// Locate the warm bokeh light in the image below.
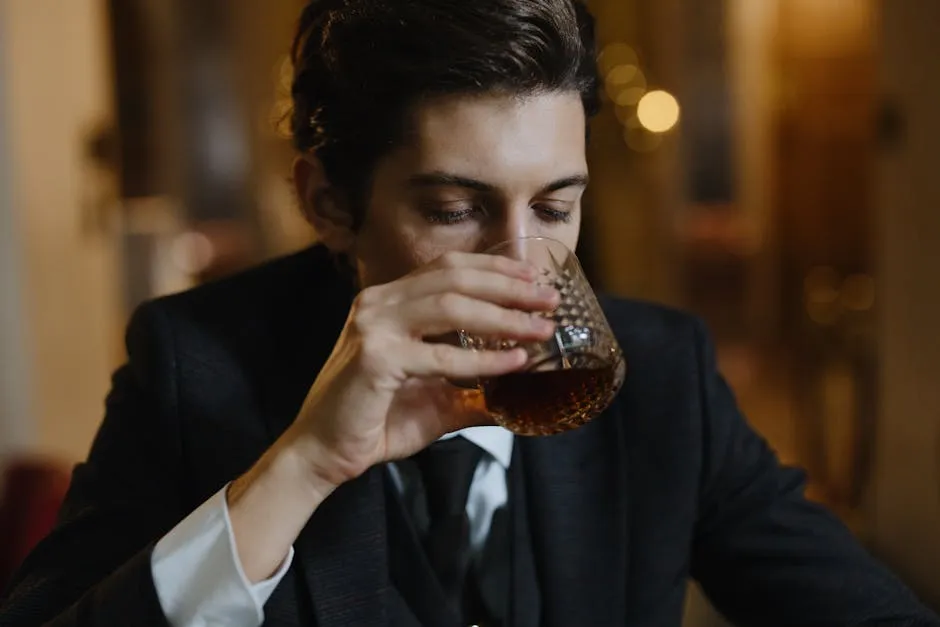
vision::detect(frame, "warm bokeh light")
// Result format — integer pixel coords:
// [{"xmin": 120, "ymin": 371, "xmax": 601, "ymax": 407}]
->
[
  {"xmin": 605, "ymin": 64, "xmax": 646, "ymax": 104},
  {"xmin": 4, "ymin": 1, "xmax": 940, "ymax": 620},
  {"xmin": 636, "ymin": 90, "xmax": 681, "ymax": 133},
  {"xmin": 607, "ymin": 64, "xmax": 639, "ymax": 87},
  {"xmin": 597, "ymin": 42, "xmax": 638, "ymax": 75},
  {"xmin": 615, "ymin": 86, "xmax": 647, "ymax": 107}
]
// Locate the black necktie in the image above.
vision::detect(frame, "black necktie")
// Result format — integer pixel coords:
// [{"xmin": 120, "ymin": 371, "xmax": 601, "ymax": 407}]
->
[{"xmin": 413, "ymin": 437, "xmax": 484, "ymax": 617}]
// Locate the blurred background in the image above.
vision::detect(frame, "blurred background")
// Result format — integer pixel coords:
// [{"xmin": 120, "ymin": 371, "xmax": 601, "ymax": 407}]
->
[{"xmin": 0, "ymin": 0, "xmax": 938, "ymax": 623}]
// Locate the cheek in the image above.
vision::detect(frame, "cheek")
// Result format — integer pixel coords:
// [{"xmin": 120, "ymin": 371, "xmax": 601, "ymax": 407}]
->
[
  {"xmin": 398, "ymin": 229, "xmax": 443, "ymax": 267},
  {"xmin": 354, "ymin": 219, "xmax": 484, "ymax": 286},
  {"xmin": 405, "ymin": 226, "xmax": 486, "ymax": 265},
  {"xmin": 386, "ymin": 203, "xmax": 485, "ymax": 263}
]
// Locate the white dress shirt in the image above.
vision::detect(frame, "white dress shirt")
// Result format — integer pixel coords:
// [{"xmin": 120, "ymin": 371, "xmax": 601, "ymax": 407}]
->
[{"xmin": 151, "ymin": 427, "xmax": 515, "ymax": 627}]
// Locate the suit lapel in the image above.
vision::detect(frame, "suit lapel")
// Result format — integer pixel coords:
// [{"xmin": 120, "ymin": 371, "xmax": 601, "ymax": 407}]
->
[
  {"xmin": 294, "ymin": 465, "xmax": 389, "ymax": 627},
  {"xmin": 521, "ymin": 397, "xmax": 629, "ymax": 626}
]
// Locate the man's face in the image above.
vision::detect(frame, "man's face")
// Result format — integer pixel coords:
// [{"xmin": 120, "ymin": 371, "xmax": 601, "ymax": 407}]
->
[{"xmin": 349, "ymin": 91, "xmax": 588, "ymax": 288}]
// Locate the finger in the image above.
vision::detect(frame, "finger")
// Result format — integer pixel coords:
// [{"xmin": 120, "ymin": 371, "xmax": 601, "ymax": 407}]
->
[
  {"xmin": 362, "ymin": 251, "xmax": 544, "ymax": 307},
  {"xmin": 402, "ymin": 343, "xmax": 528, "ymax": 379},
  {"xmin": 391, "ymin": 268, "xmax": 559, "ymax": 310},
  {"xmin": 432, "ymin": 251, "xmax": 539, "ymax": 280},
  {"xmin": 394, "ymin": 293, "xmax": 557, "ymax": 339}
]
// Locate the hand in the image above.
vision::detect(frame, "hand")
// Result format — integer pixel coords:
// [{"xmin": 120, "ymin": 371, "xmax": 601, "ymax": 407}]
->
[{"xmin": 279, "ymin": 251, "xmax": 559, "ymax": 488}]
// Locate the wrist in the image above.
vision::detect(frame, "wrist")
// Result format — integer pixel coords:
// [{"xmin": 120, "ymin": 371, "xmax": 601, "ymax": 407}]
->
[
  {"xmin": 274, "ymin": 426, "xmax": 369, "ymax": 498},
  {"xmin": 226, "ymin": 438, "xmax": 337, "ymax": 583},
  {"xmin": 267, "ymin": 434, "xmax": 343, "ymax": 503},
  {"xmin": 228, "ymin": 436, "xmax": 340, "ymax": 518}
]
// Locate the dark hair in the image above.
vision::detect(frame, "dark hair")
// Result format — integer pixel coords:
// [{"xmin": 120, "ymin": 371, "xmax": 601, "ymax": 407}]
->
[{"xmin": 289, "ymin": 0, "xmax": 600, "ymax": 226}]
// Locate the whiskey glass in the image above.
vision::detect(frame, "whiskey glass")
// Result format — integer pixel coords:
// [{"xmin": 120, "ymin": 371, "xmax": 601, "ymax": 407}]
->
[{"xmin": 460, "ymin": 237, "xmax": 626, "ymax": 436}]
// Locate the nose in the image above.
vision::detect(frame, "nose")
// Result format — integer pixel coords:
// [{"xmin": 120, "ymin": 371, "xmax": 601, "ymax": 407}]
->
[{"xmin": 480, "ymin": 204, "xmax": 530, "ymax": 253}]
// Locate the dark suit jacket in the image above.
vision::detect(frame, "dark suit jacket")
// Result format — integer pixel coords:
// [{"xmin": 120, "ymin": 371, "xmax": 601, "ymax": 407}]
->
[{"xmin": 1, "ymin": 245, "xmax": 937, "ymax": 627}]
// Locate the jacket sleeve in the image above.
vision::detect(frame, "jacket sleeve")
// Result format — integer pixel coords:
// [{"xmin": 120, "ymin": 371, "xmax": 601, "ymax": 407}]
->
[
  {"xmin": 0, "ymin": 303, "xmax": 186, "ymax": 627},
  {"xmin": 688, "ymin": 319, "xmax": 940, "ymax": 627}
]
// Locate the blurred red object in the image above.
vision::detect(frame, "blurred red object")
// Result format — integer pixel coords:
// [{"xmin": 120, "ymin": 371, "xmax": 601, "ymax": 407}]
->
[{"xmin": 0, "ymin": 459, "xmax": 71, "ymax": 590}]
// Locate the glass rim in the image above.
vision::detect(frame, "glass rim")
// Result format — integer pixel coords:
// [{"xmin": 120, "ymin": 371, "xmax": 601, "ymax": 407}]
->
[{"xmin": 482, "ymin": 236, "xmax": 573, "ymax": 255}]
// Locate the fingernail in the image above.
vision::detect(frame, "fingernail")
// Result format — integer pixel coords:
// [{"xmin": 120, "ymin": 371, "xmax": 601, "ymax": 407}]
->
[{"xmin": 538, "ymin": 286, "xmax": 559, "ymax": 300}]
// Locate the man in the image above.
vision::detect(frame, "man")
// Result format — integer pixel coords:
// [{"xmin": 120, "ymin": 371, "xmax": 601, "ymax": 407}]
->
[{"xmin": 2, "ymin": 0, "xmax": 938, "ymax": 625}]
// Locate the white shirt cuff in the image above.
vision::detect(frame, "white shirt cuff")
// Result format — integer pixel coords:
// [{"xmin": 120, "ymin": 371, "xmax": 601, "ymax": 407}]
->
[{"xmin": 151, "ymin": 484, "xmax": 294, "ymax": 627}]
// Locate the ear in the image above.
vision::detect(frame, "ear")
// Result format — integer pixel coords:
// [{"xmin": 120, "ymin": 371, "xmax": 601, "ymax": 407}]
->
[{"xmin": 293, "ymin": 154, "xmax": 356, "ymax": 253}]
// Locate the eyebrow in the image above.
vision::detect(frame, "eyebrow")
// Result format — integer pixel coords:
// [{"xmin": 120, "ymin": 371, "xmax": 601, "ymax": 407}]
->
[{"xmin": 407, "ymin": 171, "xmax": 590, "ymax": 195}]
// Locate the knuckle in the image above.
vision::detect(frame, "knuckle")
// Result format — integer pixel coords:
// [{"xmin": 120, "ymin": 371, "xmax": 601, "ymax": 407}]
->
[
  {"xmin": 435, "ymin": 293, "xmax": 463, "ymax": 318},
  {"xmin": 437, "ymin": 251, "xmax": 462, "ymax": 268},
  {"xmin": 355, "ymin": 286, "xmax": 383, "ymax": 308},
  {"xmin": 350, "ymin": 315, "xmax": 370, "ymax": 338},
  {"xmin": 350, "ymin": 306, "xmax": 378, "ymax": 335}
]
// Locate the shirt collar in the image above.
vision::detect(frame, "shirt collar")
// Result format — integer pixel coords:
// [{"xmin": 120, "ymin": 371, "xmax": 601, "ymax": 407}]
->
[{"xmin": 439, "ymin": 426, "xmax": 514, "ymax": 470}]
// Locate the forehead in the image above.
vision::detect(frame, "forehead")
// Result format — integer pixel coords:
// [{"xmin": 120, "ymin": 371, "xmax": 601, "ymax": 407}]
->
[{"xmin": 397, "ymin": 91, "xmax": 588, "ymax": 184}]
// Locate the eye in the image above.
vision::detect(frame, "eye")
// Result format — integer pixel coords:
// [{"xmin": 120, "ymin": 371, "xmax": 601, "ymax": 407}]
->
[
  {"xmin": 423, "ymin": 203, "xmax": 484, "ymax": 225},
  {"xmin": 534, "ymin": 204, "xmax": 574, "ymax": 224}
]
